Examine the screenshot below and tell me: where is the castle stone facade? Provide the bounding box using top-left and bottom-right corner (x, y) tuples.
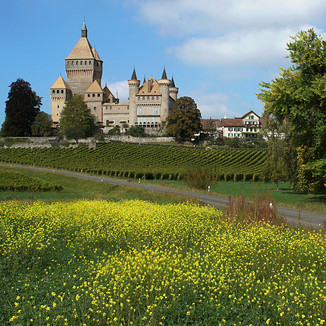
(50, 22), (178, 130)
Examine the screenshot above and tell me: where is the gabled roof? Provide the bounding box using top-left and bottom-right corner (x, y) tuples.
(137, 77), (161, 95)
(85, 80), (104, 93)
(222, 119), (244, 127)
(103, 86), (115, 98)
(50, 76), (71, 90)
(66, 37), (95, 60)
(241, 110), (260, 119)
(201, 119), (221, 130)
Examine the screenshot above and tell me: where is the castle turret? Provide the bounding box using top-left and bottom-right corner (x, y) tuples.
(65, 22), (103, 95)
(128, 68), (140, 126)
(169, 76), (178, 101)
(50, 76), (72, 123)
(158, 67), (170, 122)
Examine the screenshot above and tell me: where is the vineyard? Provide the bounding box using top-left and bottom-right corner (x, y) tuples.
(0, 167), (63, 192)
(0, 143), (266, 181)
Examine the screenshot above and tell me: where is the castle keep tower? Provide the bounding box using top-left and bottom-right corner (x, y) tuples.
(65, 22), (103, 95)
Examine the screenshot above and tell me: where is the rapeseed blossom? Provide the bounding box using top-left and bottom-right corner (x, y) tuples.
(0, 200), (325, 325)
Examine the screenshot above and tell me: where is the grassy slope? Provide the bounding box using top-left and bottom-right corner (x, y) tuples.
(1, 165), (325, 214)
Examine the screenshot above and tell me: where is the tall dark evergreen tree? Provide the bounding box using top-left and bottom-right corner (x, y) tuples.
(1, 79), (42, 136)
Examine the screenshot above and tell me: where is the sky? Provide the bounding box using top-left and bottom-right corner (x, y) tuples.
(1, 0), (326, 125)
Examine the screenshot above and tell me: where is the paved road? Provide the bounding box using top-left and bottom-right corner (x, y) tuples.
(2, 163), (326, 230)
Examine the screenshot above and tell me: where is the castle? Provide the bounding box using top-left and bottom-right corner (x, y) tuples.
(50, 22), (179, 130)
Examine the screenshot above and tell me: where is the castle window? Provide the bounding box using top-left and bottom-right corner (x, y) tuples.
(89, 61), (91, 65)
(147, 96), (149, 100)
(76, 61), (78, 65)
(154, 107), (158, 114)
(88, 94), (90, 97)
(56, 90), (59, 94)
(142, 96), (145, 100)
(85, 61), (87, 65)
(92, 94), (95, 97)
(94, 107), (96, 111)
(97, 94), (100, 97)
(152, 96), (154, 100)
(61, 90), (64, 94)
(52, 90), (55, 93)
(57, 105), (59, 108)
(139, 107), (143, 114)
(80, 61), (82, 65)
(156, 96), (159, 100)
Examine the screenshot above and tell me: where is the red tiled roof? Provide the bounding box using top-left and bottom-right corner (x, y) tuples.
(221, 119), (244, 127)
(200, 119), (221, 130)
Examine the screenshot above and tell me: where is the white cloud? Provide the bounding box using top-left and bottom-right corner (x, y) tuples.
(138, 0), (326, 36)
(135, 0), (326, 67)
(102, 80), (129, 102)
(188, 90), (235, 118)
(170, 28), (295, 66)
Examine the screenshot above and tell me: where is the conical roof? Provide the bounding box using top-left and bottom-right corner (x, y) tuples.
(130, 67), (138, 80)
(161, 67), (167, 79)
(50, 76), (71, 89)
(85, 80), (104, 93)
(170, 76), (176, 88)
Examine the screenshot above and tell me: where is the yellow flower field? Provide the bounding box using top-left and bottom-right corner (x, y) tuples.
(0, 200), (325, 325)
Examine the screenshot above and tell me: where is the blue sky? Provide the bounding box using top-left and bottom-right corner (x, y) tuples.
(1, 0), (326, 125)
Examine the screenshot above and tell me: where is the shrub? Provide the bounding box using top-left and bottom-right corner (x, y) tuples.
(184, 168), (217, 190)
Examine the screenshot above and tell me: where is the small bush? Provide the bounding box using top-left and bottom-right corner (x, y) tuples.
(184, 168), (217, 190)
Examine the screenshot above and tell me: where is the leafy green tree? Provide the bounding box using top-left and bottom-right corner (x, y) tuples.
(59, 94), (94, 140)
(257, 29), (326, 193)
(1, 78), (42, 136)
(166, 96), (201, 139)
(31, 111), (52, 136)
(125, 125), (145, 137)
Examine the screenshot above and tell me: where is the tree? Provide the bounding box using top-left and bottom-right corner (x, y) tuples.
(125, 125), (145, 137)
(257, 29), (326, 193)
(166, 96), (201, 139)
(1, 78), (42, 136)
(31, 111), (53, 136)
(59, 94), (94, 140)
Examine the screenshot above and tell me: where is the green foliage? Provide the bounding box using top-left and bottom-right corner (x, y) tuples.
(0, 167), (62, 191)
(124, 125), (145, 137)
(59, 94), (94, 139)
(184, 168), (217, 189)
(1, 78), (42, 137)
(257, 29), (326, 193)
(31, 111), (53, 136)
(166, 96), (201, 139)
(0, 143), (266, 182)
(106, 125), (120, 135)
(93, 132), (105, 141)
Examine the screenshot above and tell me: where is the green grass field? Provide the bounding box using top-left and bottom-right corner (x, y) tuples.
(1, 165), (325, 214)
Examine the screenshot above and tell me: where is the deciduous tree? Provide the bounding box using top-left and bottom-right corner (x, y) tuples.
(166, 96), (201, 139)
(257, 29), (326, 193)
(1, 78), (42, 136)
(31, 111), (53, 136)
